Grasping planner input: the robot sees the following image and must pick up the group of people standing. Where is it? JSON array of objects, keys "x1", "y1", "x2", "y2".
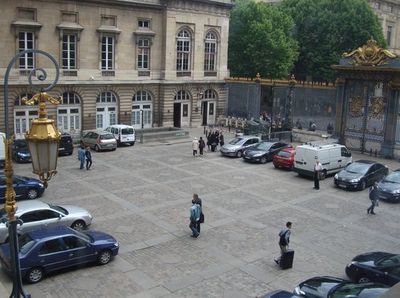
[
  {"x1": 206, "y1": 130, "x2": 224, "y2": 152},
  {"x1": 77, "y1": 146, "x2": 93, "y2": 170}
]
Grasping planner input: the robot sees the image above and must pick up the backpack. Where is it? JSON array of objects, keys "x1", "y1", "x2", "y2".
[{"x1": 279, "y1": 230, "x2": 289, "y2": 246}]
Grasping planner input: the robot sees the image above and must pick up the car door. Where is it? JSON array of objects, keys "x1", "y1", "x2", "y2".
[
  {"x1": 365, "y1": 165, "x2": 377, "y2": 185},
  {"x1": 36, "y1": 238, "x2": 70, "y2": 272},
  {"x1": 384, "y1": 267, "x2": 400, "y2": 286},
  {"x1": 269, "y1": 143, "x2": 280, "y2": 159},
  {"x1": 61, "y1": 235, "x2": 95, "y2": 266},
  {"x1": 13, "y1": 177, "x2": 27, "y2": 199},
  {"x1": 35, "y1": 210, "x2": 63, "y2": 229},
  {"x1": 18, "y1": 211, "x2": 41, "y2": 235}
]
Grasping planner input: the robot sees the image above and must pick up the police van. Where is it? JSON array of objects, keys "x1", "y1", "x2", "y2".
[{"x1": 293, "y1": 143, "x2": 352, "y2": 179}]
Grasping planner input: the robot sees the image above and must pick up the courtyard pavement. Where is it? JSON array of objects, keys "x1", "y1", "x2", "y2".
[{"x1": 0, "y1": 127, "x2": 399, "y2": 297}]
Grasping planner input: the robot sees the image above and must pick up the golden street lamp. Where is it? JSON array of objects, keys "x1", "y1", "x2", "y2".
[{"x1": 3, "y1": 49, "x2": 60, "y2": 298}]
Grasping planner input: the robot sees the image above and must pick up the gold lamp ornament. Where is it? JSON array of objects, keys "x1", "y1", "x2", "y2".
[{"x1": 24, "y1": 92, "x2": 61, "y2": 187}]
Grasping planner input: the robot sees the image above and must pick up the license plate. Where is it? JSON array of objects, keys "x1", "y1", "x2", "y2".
[
  {"x1": 245, "y1": 156, "x2": 251, "y2": 159},
  {"x1": 338, "y1": 183, "x2": 346, "y2": 188},
  {"x1": 58, "y1": 147, "x2": 65, "y2": 151}
]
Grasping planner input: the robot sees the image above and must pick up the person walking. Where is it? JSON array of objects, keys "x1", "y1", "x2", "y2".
[
  {"x1": 207, "y1": 132, "x2": 212, "y2": 151},
  {"x1": 193, "y1": 193, "x2": 203, "y2": 233},
  {"x1": 275, "y1": 221, "x2": 292, "y2": 265},
  {"x1": 199, "y1": 137, "x2": 206, "y2": 156},
  {"x1": 367, "y1": 182, "x2": 380, "y2": 214},
  {"x1": 192, "y1": 137, "x2": 199, "y2": 157},
  {"x1": 77, "y1": 146, "x2": 86, "y2": 170},
  {"x1": 189, "y1": 199, "x2": 201, "y2": 238},
  {"x1": 219, "y1": 133, "x2": 224, "y2": 147},
  {"x1": 314, "y1": 160, "x2": 323, "y2": 190},
  {"x1": 85, "y1": 146, "x2": 92, "y2": 170}
]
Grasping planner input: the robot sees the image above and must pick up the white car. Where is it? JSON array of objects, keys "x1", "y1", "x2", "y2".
[
  {"x1": 0, "y1": 200, "x2": 93, "y2": 243},
  {"x1": 105, "y1": 124, "x2": 136, "y2": 146}
]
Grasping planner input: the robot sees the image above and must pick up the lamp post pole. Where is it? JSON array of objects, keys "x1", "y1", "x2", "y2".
[{"x1": 3, "y1": 49, "x2": 60, "y2": 298}]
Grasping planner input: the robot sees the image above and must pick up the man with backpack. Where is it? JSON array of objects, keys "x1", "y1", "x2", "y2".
[
  {"x1": 275, "y1": 221, "x2": 292, "y2": 265},
  {"x1": 189, "y1": 199, "x2": 201, "y2": 238}
]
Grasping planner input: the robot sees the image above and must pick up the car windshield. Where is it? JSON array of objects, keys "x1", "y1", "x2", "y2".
[
  {"x1": 254, "y1": 142, "x2": 272, "y2": 150},
  {"x1": 345, "y1": 163, "x2": 371, "y2": 174},
  {"x1": 229, "y1": 138, "x2": 243, "y2": 145},
  {"x1": 100, "y1": 134, "x2": 114, "y2": 140},
  {"x1": 377, "y1": 254, "x2": 400, "y2": 266},
  {"x1": 330, "y1": 283, "x2": 387, "y2": 298},
  {"x1": 14, "y1": 141, "x2": 28, "y2": 149},
  {"x1": 49, "y1": 205, "x2": 68, "y2": 215},
  {"x1": 383, "y1": 172, "x2": 400, "y2": 183},
  {"x1": 73, "y1": 229, "x2": 93, "y2": 242},
  {"x1": 18, "y1": 234, "x2": 36, "y2": 254},
  {"x1": 122, "y1": 128, "x2": 134, "y2": 135},
  {"x1": 277, "y1": 151, "x2": 291, "y2": 158}
]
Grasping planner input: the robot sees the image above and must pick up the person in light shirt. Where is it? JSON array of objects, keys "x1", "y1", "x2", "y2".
[{"x1": 314, "y1": 160, "x2": 323, "y2": 190}]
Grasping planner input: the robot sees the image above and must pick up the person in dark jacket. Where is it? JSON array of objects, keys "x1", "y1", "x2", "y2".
[
  {"x1": 367, "y1": 182, "x2": 379, "y2": 214},
  {"x1": 219, "y1": 133, "x2": 224, "y2": 147},
  {"x1": 199, "y1": 137, "x2": 206, "y2": 155},
  {"x1": 193, "y1": 193, "x2": 203, "y2": 233},
  {"x1": 85, "y1": 147, "x2": 92, "y2": 170},
  {"x1": 207, "y1": 132, "x2": 212, "y2": 151}
]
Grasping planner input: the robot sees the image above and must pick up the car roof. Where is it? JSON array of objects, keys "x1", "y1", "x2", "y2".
[
  {"x1": 14, "y1": 200, "x2": 50, "y2": 213},
  {"x1": 281, "y1": 147, "x2": 295, "y2": 152},
  {"x1": 354, "y1": 160, "x2": 378, "y2": 165},
  {"x1": 28, "y1": 226, "x2": 75, "y2": 241},
  {"x1": 107, "y1": 124, "x2": 134, "y2": 129}
]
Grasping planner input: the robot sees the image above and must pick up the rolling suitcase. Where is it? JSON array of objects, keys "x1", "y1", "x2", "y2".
[{"x1": 280, "y1": 249, "x2": 294, "y2": 269}]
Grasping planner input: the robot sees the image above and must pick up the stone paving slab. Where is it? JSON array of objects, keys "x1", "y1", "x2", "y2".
[{"x1": 0, "y1": 127, "x2": 399, "y2": 297}]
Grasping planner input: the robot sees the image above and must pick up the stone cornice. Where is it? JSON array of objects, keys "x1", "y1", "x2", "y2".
[{"x1": 64, "y1": 0, "x2": 164, "y2": 10}]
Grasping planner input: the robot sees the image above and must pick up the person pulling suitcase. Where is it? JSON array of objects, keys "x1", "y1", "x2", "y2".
[{"x1": 275, "y1": 221, "x2": 293, "y2": 268}]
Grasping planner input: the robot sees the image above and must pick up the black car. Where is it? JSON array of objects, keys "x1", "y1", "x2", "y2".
[
  {"x1": 0, "y1": 175, "x2": 45, "y2": 202},
  {"x1": 334, "y1": 160, "x2": 388, "y2": 190},
  {"x1": 243, "y1": 141, "x2": 290, "y2": 164},
  {"x1": 12, "y1": 139, "x2": 31, "y2": 163},
  {"x1": 346, "y1": 252, "x2": 400, "y2": 286},
  {"x1": 259, "y1": 290, "x2": 301, "y2": 298},
  {"x1": 294, "y1": 276, "x2": 388, "y2": 298},
  {"x1": 58, "y1": 133, "x2": 74, "y2": 156},
  {"x1": 376, "y1": 170, "x2": 400, "y2": 203}
]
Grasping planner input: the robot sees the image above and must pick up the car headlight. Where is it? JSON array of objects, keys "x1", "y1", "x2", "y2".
[
  {"x1": 334, "y1": 174, "x2": 338, "y2": 179},
  {"x1": 38, "y1": 183, "x2": 44, "y2": 188},
  {"x1": 392, "y1": 189, "x2": 400, "y2": 194},
  {"x1": 294, "y1": 287, "x2": 305, "y2": 296},
  {"x1": 114, "y1": 242, "x2": 119, "y2": 248},
  {"x1": 349, "y1": 179, "x2": 359, "y2": 183}
]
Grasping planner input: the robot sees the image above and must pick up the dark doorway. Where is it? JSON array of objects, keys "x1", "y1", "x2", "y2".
[
  {"x1": 173, "y1": 103, "x2": 181, "y2": 127},
  {"x1": 202, "y1": 101, "x2": 208, "y2": 126}
]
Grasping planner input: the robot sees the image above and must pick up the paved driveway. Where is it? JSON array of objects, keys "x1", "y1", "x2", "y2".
[{"x1": 1, "y1": 129, "x2": 400, "y2": 297}]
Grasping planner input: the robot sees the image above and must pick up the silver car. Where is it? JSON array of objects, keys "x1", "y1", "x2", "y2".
[
  {"x1": 0, "y1": 200, "x2": 93, "y2": 243},
  {"x1": 81, "y1": 131, "x2": 117, "y2": 152},
  {"x1": 220, "y1": 135, "x2": 261, "y2": 158}
]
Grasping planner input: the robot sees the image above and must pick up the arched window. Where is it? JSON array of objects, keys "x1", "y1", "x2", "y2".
[
  {"x1": 132, "y1": 91, "x2": 152, "y2": 129},
  {"x1": 174, "y1": 90, "x2": 190, "y2": 101},
  {"x1": 204, "y1": 31, "x2": 217, "y2": 72},
  {"x1": 176, "y1": 29, "x2": 191, "y2": 72},
  {"x1": 58, "y1": 92, "x2": 81, "y2": 133},
  {"x1": 133, "y1": 91, "x2": 152, "y2": 102},
  {"x1": 97, "y1": 91, "x2": 117, "y2": 103},
  {"x1": 14, "y1": 93, "x2": 37, "y2": 137},
  {"x1": 61, "y1": 92, "x2": 80, "y2": 105},
  {"x1": 204, "y1": 89, "x2": 217, "y2": 100}
]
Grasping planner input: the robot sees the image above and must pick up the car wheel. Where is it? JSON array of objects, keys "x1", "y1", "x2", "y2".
[
  {"x1": 360, "y1": 180, "x2": 366, "y2": 190},
  {"x1": 260, "y1": 157, "x2": 267, "y2": 164},
  {"x1": 27, "y1": 189, "x2": 39, "y2": 200},
  {"x1": 236, "y1": 151, "x2": 243, "y2": 158},
  {"x1": 98, "y1": 250, "x2": 112, "y2": 265},
  {"x1": 358, "y1": 276, "x2": 371, "y2": 283},
  {"x1": 94, "y1": 145, "x2": 100, "y2": 152},
  {"x1": 26, "y1": 267, "x2": 44, "y2": 283},
  {"x1": 71, "y1": 220, "x2": 86, "y2": 231}
]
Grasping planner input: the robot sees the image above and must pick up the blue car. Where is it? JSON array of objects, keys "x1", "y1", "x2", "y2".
[
  {"x1": 12, "y1": 139, "x2": 31, "y2": 163},
  {"x1": 0, "y1": 226, "x2": 119, "y2": 283},
  {"x1": 0, "y1": 175, "x2": 45, "y2": 202}
]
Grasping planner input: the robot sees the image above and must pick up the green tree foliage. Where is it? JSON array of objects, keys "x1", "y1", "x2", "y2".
[
  {"x1": 228, "y1": 0, "x2": 298, "y2": 78},
  {"x1": 280, "y1": 0, "x2": 386, "y2": 82}
]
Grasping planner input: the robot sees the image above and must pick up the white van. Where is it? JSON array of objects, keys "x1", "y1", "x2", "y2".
[
  {"x1": 0, "y1": 132, "x2": 5, "y2": 168},
  {"x1": 105, "y1": 125, "x2": 136, "y2": 146},
  {"x1": 293, "y1": 143, "x2": 352, "y2": 178}
]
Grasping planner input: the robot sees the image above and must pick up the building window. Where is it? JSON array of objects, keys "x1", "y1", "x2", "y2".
[
  {"x1": 204, "y1": 89, "x2": 217, "y2": 100},
  {"x1": 387, "y1": 26, "x2": 393, "y2": 47},
  {"x1": 138, "y1": 39, "x2": 150, "y2": 70},
  {"x1": 374, "y1": 2, "x2": 380, "y2": 9},
  {"x1": 176, "y1": 29, "x2": 191, "y2": 72},
  {"x1": 134, "y1": 91, "x2": 152, "y2": 102},
  {"x1": 132, "y1": 91, "x2": 152, "y2": 129},
  {"x1": 97, "y1": 91, "x2": 117, "y2": 103},
  {"x1": 174, "y1": 90, "x2": 190, "y2": 101},
  {"x1": 204, "y1": 32, "x2": 217, "y2": 72},
  {"x1": 19, "y1": 32, "x2": 34, "y2": 69},
  {"x1": 101, "y1": 36, "x2": 114, "y2": 70},
  {"x1": 138, "y1": 19, "x2": 150, "y2": 29},
  {"x1": 62, "y1": 34, "x2": 77, "y2": 70}
]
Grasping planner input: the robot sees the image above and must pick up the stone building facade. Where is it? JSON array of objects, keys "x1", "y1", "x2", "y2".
[{"x1": 0, "y1": 0, "x2": 233, "y2": 139}]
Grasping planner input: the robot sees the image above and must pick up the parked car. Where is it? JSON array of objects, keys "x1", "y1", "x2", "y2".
[
  {"x1": 58, "y1": 133, "x2": 74, "y2": 156},
  {"x1": 376, "y1": 169, "x2": 400, "y2": 203},
  {"x1": 0, "y1": 174, "x2": 45, "y2": 202},
  {"x1": 243, "y1": 141, "x2": 291, "y2": 164},
  {"x1": 294, "y1": 143, "x2": 352, "y2": 178},
  {"x1": 0, "y1": 200, "x2": 92, "y2": 243},
  {"x1": 105, "y1": 124, "x2": 135, "y2": 146},
  {"x1": 294, "y1": 276, "x2": 388, "y2": 298},
  {"x1": 220, "y1": 136, "x2": 261, "y2": 158},
  {"x1": 346, "y1": 252, "x2": 400, "y2": 286},
  {"x1": 81, "y1": 131, "x2": 117, "y2": 152},
  {"x1": 334, "y1": 160, "x2": 388, "y2": 190},
  {"x1": 259, "y1": 290, "x2": 301, "y2": 298},
  {"x1": 273, "y1": 147, "x2": 296, "y2": 170},
  {"x1": 12, "y1": 139, "x2": 31, "y2": 163},
  {"x1": 0, "y1": 226, "x2": 119, "y2": 283}
]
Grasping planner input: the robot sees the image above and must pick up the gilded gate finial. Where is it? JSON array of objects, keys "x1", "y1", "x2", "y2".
[
  {"x1": 343, "y1": 38, "x2": 396, "y2": 66},
  {"x1": 23, "y1": 92, "x2": 60, "y2": 119}
]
